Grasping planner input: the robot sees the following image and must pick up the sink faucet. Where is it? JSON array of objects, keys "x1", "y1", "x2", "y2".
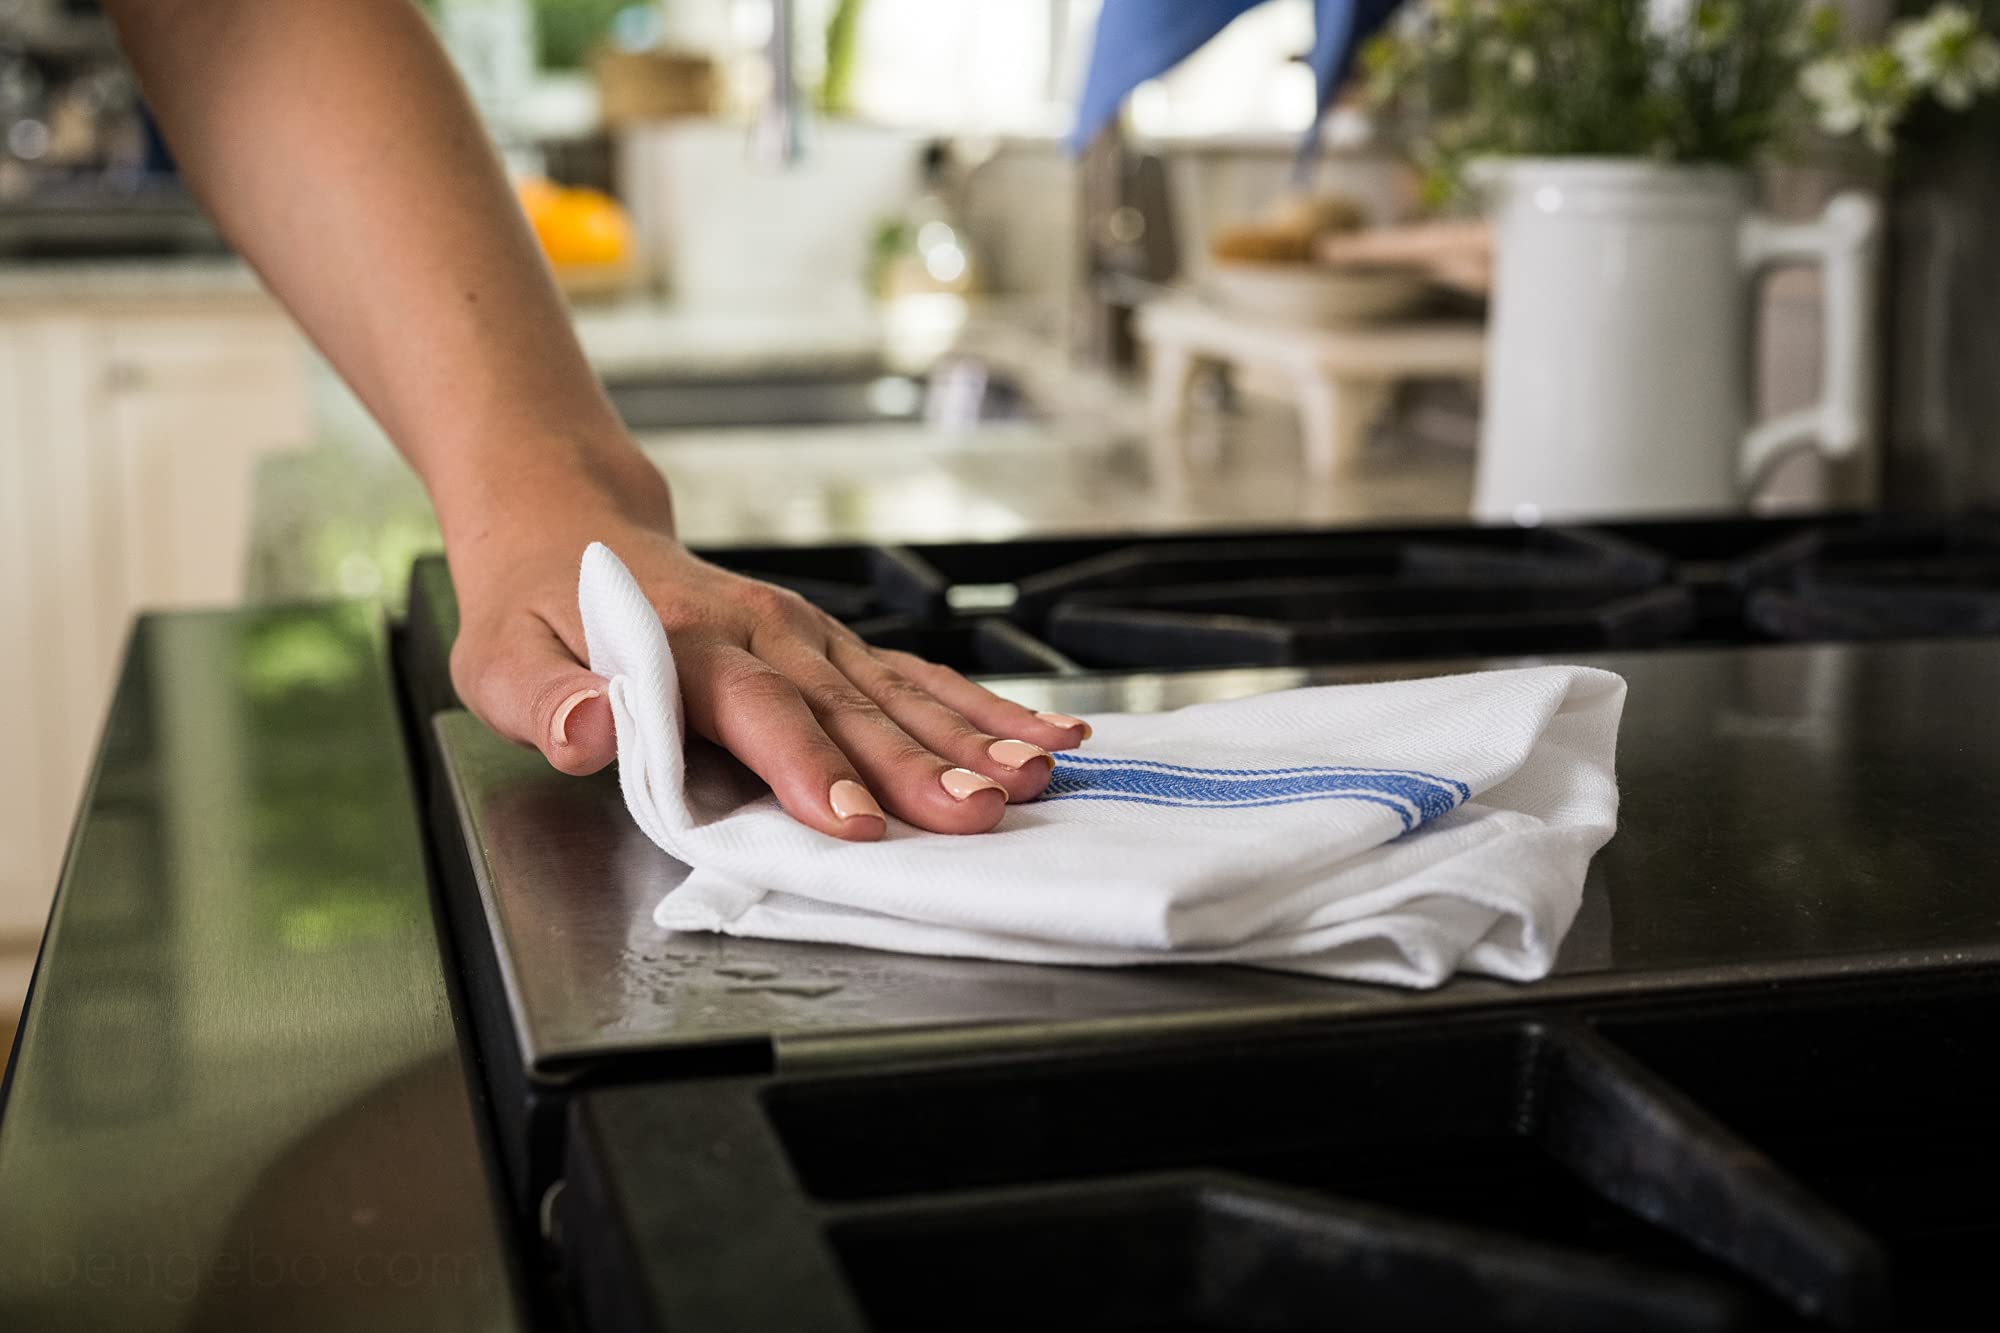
[
  {"x1": 1075, "y1": 133, "x2": 1181, "y2": 371},
  {"x1": 752, "y1": 0, "x2": 804, "y2": 167}
]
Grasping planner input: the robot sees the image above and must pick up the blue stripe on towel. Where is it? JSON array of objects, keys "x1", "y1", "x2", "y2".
[
  {"x1": 1039, "y1": 755, "x2": 1468, "y2": 831},
  {"x1": 1055, "y1": 752, "x2": 1471, "y2": 801}
]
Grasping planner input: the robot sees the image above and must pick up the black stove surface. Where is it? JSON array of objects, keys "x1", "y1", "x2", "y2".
[
  {"x1": 673, "y1": 513, "x2": 2000, "y2": 674},
  {"x1": 392, "y1": 515, "x2": 2000, "y2": 1333}
]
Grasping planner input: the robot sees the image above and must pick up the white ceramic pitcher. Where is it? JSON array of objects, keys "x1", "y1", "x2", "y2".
[{"x1": 1472, "y1": 159, "x2": 1880, "y2": 521}]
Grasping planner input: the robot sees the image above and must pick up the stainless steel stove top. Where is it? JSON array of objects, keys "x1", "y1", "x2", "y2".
[{"x1": 435, "y1": 637, "x2": 2000, "y2": 1079}]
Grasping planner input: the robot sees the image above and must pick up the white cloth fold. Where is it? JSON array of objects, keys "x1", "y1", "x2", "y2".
[{"x1": 579, "y1": 542, "x2": 1626, "y2": 989}]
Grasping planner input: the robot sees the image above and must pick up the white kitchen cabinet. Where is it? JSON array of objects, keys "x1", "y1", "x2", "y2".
[
  {"x1": 105, "y1": 319, "x2": 311, "y2": 609},
  {"x1": 0, "y1": 292, "x2": 310, "y2": 956}
]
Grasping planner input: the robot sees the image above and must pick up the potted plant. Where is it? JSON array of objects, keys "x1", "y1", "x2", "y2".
[{"x1": 1365, "y1": 0, "x2": 2000, "y2": 520}]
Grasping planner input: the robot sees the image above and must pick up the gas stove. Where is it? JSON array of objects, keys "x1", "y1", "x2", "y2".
[{"x1": 4, "y1": 515, "x2": 1997, "y2": 1333}]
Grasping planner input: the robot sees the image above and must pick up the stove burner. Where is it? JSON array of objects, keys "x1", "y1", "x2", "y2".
[
  {"x1": 1735, "y1": 518, "x2": 2000, "y2": 641},
  {"x1": 1042, "y1": 578, "x2": 1695, "y2": 668},
  {"x1": 1010, "y1": 526, "x2": 1673, "y2": 623},
  {"x1": 1011, "y1": 528, "x2": 1692, "y2": 668},
  {"x1": 704, "y1": 543, "x2": 950, "y2": 621},
  {"x1": 1747, "y1": 583, "x2": 2000, "y2": 640}
]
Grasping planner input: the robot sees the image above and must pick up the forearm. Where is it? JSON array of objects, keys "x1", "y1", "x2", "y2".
[
  {"x1": 101, "y1": 0, "x2": 1078, "y2": 831},
  {"x1": 101, "y1": 0, "x2": 662, "y2": 537}
]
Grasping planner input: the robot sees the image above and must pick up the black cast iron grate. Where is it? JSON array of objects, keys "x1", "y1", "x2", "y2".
[
  {"x1": 412, "y1": 515, "x2": 2000, "y2": 689},
  {"x1": 554, "y1": 980, "x2": 1998, "y2": 1333},
  {"x1": 684, "y1": 517, "x2": 2000, "y2": 675},
  {"x1": 1732, "y1": 517, "x2": 2000, "y2": 640},
  {"x1": 1038, "y1": 576, "x2": 1696, "y2": 668}
]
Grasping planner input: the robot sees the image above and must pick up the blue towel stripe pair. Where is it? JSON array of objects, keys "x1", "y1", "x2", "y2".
[{"x1": 1042, "y1": 752, "x2": 1468, "y2": 831}]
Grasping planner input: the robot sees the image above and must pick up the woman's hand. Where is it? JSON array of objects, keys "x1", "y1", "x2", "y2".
[
  {"x1": 98, "y1": 0, "x2": 1085, "y2": 838},
  {"x1": 441, "y1": 446, "x2": 1091, "y2": 840}
]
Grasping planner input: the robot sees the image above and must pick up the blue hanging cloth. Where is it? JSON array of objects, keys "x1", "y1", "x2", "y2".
[{"x1": 1068, "y1": 0, "x2": 1408, "y2": 153}]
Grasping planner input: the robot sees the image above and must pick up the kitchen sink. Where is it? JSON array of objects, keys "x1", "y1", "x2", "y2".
[{"x1": 603, "y1": 360, "x2": 1034, "y2": 432}]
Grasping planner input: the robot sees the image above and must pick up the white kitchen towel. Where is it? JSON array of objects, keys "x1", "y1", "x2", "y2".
[{"x1": 580, "y1": 543, "x2": 1626, "y2": 988}]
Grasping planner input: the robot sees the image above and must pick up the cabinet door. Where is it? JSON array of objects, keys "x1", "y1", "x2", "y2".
[
  {"x1": 105, "y1": 316, "x2": 311, "y2": 609},
  {"x1": 0, "y1": 308, "x2": 311, "y2": 956},
  {"x1": 0, "y1": 316, "x2": 121, "y2": 944}
]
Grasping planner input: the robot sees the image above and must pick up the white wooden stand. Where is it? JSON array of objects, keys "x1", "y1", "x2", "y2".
[{"x1": 1136, "y1": 299, "x2": 1485, "y2": 482}]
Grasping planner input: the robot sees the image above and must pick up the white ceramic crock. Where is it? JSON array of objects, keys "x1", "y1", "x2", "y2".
[{"x1": 1472, "y1": 158, "x2": 1880, "y2": 521}]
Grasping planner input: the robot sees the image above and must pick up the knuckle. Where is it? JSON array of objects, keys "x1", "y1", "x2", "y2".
[
  {"x1": 713, "y1": 656, "x2": 794, "y2": 707},
  {"x1": 525, "y1": 674, "x2": 587, "y2": 730},
  {"x1": 801, "y1": 677, "x2": 874, "y2": 719},
  {"x1": 871, "y1": 671, "x2": 935, "y2": 712},
  {"x1": 744, "y1": 580, "x2": 812, "y2": 621},
  {"x1": 651, "y1": 603, "x2": 702, "y2": 637},
  {"x1": 883, "y1": 735, "x2": 947, "y2": 773}
]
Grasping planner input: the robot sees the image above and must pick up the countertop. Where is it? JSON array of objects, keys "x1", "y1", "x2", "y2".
[
  {"x1": 571, "y1": 296, "x2": 892, "y2": 377},
  {"x1": 248, "y1": 417, "x2": 1473, "y2": 606},
  {"x1": 0, "y1": 256, "x2": 270, "y2": 309},
  {"x1": 0, "y1": 261, "x2": 1476, "y2": 585},
  {"x1": 0, "y1": 604, "x2": 527, "y2": 1332},
  {"x1": 248, "y1": 296, "x2": 1476, "y2": 605}
]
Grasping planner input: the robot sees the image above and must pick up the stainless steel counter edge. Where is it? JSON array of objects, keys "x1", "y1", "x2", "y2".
[
  {"x1": 432, "y1": 710, "x2": 597, "y2": 1081},
  {"x1": 768, "y1": 947, "x2": 2000, "y2": 1071},
  {"x1": 0, "y1": 605, "x2": 528, "y2": 1332}
]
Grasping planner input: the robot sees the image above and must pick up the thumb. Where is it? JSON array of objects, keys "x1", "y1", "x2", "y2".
[{"x1": 452, "y1": 618, "x2": 617, "y2": 776}]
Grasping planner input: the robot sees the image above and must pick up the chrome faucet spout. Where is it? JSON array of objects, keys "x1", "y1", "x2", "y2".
[{"x1": 752, "y1": 0, "x2": 805, "y2": 168}]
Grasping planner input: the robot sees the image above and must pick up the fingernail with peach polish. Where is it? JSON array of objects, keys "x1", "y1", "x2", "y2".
[
  {"x1": 829, "y1": 779, "x2": 885, "y2": 824},
  {"x1": 1035, "y1": 711, "x2": 1092, "y2": 740},
  {"x1": 940, "y1": 768, "x2": 1006, "y2": 801},
  {"x1": 987, "y1": 738, "x2": 1053, "y2": 771},
  {"x1": 551, "y1": 689, "x2": 600, "y2": 746}
]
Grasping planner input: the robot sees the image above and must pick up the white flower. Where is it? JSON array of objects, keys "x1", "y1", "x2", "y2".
[
  {"x1": 1893, "y1": 4, "x2": 2000, "y2": 109},
  {"x1": 1800, "y1": 57, "x2": 1866, "y2": 135},
  {"x1": 1894, "y1": 5, "x2": 1969, "y2": 83},
  {"x1": 1937, "y1": 33, "x2": 2000, "y2": 108}
]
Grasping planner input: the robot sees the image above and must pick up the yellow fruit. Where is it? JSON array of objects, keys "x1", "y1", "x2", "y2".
[{"x1": 528, "y1": 186, "x2": 632, "y2": 268}]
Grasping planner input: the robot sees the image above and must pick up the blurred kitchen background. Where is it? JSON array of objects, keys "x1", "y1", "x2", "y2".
[{"x1": 0, "y1": 0, "x2": 1995, "y2": 1029}]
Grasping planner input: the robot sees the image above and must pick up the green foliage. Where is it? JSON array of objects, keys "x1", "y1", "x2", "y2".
[
  {"x1": 819, "y1": 0, "x2": 868, "y2": 116},
  {"x1": 535, "y1": 0, "x2": 631, "y2": 70},
  {"x1": 1366, "y1": 0, "x2": 2000, "y2": 194}
]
